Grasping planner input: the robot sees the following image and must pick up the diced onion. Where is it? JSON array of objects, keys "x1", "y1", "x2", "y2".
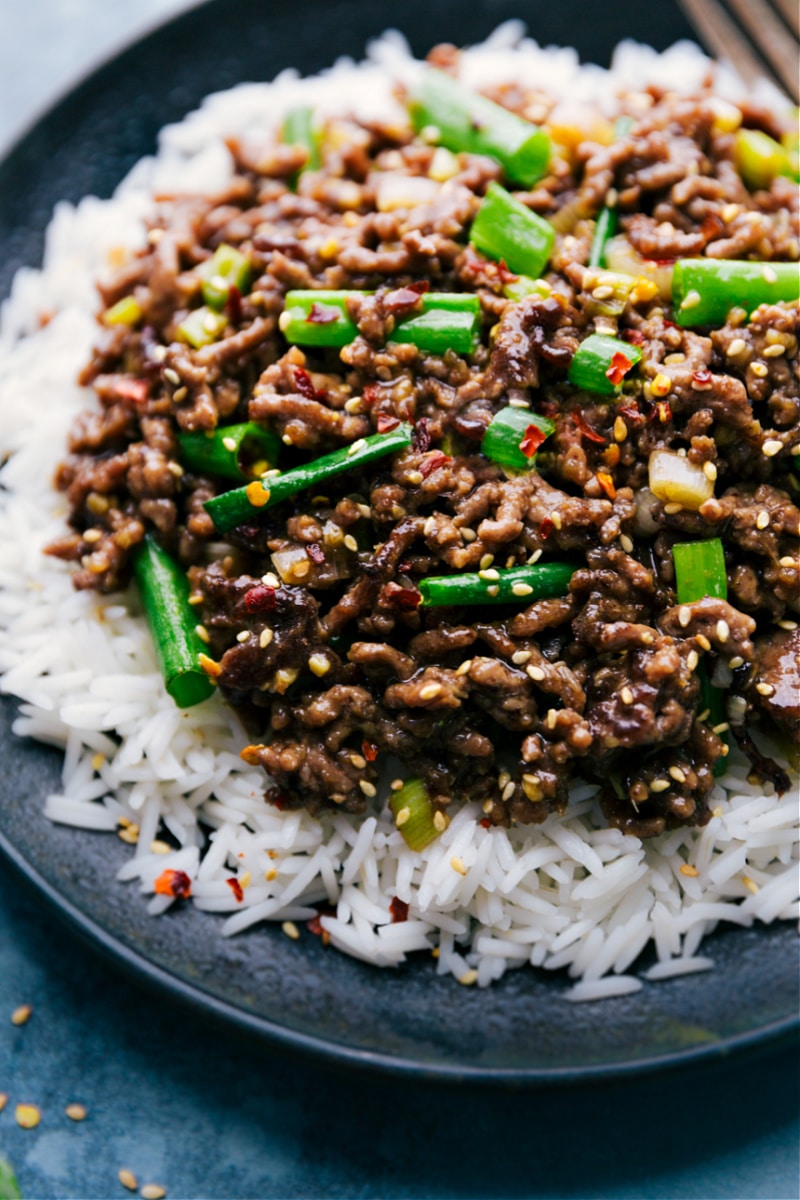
[
  {"x1": 648, "y1": 450, "x2": 714, "y2": 510},
  {"x1": 375, "y1": 173, "x2": 441, "y2": 212},
  {"x1": 604, "y1": 235, "x2": 674, "y2": 300}
]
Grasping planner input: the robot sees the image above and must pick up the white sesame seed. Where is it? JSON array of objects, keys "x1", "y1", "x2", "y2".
[
  {"x1": 459, "y1": 969, "x2": 479, "y2": 986},
  {"x1": 549, "y1": 511, "x2": 562, "y2": 530},
  {"x1": 395, "y1": 805, "x2": 410, "y2": 826},
  {"x1": 756, "y1": 681, "x2": 775, "y2": 696},
  {"x1": 620, "y1": 534, "x2": 634, "y2": 553},
  {"x1": 763, "y1": 343, "x2": 785, "y2": 357},
  {"x1": 716, "y1": 619, "x2": 730, "y2": 644},
  {"x1": 450, "y1": 856, "x2": 468, "y2": 876},
  {"x1": 349, "y1": 754, "x2": 367, "y2": 769},
  {"x1": 750, "y1": 362, "x2": 768, "y2": 378},
  {"x1": 528, "y1": 549, "x2": 543, "y2": 564},
  {"x1": 347, "y1": 438, "x2": 367, "y2": 456},
  {"x1": 620, "y1": 686, "x2": 634, "y2": 705},
  {"x1": 259, "y1": 627, "x2": 274, "y2": 648},
  {"x1": 762, "y1": 265, "x2": 778, "y2": 283},
  {"x1": 433, "y1": 811, "x2": 448, "y2": 832},
  {"x1": 419, "y1": 682, "x2": 443, "y2": 700},
  {"x1": 455, "y1": 659, "x2": 473, "y2": 676},
  {"x1": 527, "y1": 664, "x2": 546, "y2": 682},
  {"x1": 512, "y1": 582, "x2": 534, "y2": 596},
  {"x1": 650, "y1": 778, "x2": 670, "y2": 793},
  {"x1": 359, "y1": 780, "x2": 377, "y2": 798},
  {"x1": 545, "y1": 709, "x2": 557, "y2": 730},
  {"x1": 663, "y1": 502, "x2": 683, "y2": 515},
  {"x1": 501, "y1": 781, "x2": 516, "y2": 802},
  {"x1": 678, "y1": 606, "x2": 692, "y2": 628},
  {"x1": 755, "y1": 510, "x2": 770, "y2": 530},
  {"x1": 261, "y1": 572, "x2": 280, "y2": 587},
  {"x1": 512, "y1": 650, "x2": 532, "y2": 664},
  {"x1": 728, "y1": 655, "x2": 744, "y2": 669},
  {"x1": 308, "y1": 653, "x2": 330, "y2": 677},
  {"x1": 712, "y1": 722, "x2": 730, "y2": 735},
  {"x1": 163, "y1": 367, "x2": 180, "y2": 385},
  {"x1": 761, "y1": 438, "x2": 782, "y2": 457},
  {"x1": 478, "y1": 568, "x2": 500, "y2": 581},
  {"x1": 726, "y1": 338, "x2": 747, "y2": 357},
  {"x1": 680, "y1": 289, "x2": 701, "y2": 310},
  {"x1": 686, "y1": 649, "x2": 699, "y2": 671},
  {"x1": 703, "y1": 461, "x2": 717, "y2": 481},
  {"x1": 236, "y1": 630, "x2": 250, "y2": 643},
  {"x1": 777, "y1": 618, "x2": 798, "y2": 630},
  {"x1": 343, "y1": 534, "x2": 359, "y2": 552},
  {"x1": 222, "y1": 436, "x2": 237, "y2": 452},
  {"x1": 282, "y1": 920, "x2": 301, "y2": 940},
  {"x1": 479, "y1": 553, "x2": 495, "y2": 570},
  {"x1": 487, "y1": 585, "x2": 500, "y2": 597}
]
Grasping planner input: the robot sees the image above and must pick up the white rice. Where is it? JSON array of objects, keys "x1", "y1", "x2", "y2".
[{"x1": 0, "y1": 26, "x2": 797, "y2": 998}]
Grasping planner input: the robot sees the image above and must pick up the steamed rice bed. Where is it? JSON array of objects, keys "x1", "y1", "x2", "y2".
[{"x1": 0, "y1": 26, "x2": 797, "y2": 998}]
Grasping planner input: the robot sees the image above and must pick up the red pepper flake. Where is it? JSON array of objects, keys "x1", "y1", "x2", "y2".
[
  {"x1": 154, "y1": 869, "x2": 192, "y2": 899},
  {"x1": 306, "y1": 542, "x2": 325, "y2": 564},
  {"x1": 605, "y1": 350, "x2": 634, "y2": 388},
  {"x1": 662, "y1": 319, "x2": 680, "y2": 330},
  {"x1": 389, "y1": 896, "x2": 409, "y2": 923},
  {"x1": 419, "y1": 449, "x2": 452, "y2": 477},
  {"x1": 538, "y1": 516, "x2": 555, "y2": 540},
  {"x1": 701, "y1": 214, "x2": 725, "y2": 242},
  {"x1": 267, "y1": 787, "x2": 289, "y2": 811},
  {"x1": 383, "y1": 280, "x2": 429, "y2": 316},
  {"x1": 519, "y1": 424, "x2": 546, "y2": 459},
  {"x1": 376, "y1": 412, "x2": 401, "y2": 433},
  {"x1": 306, "y1": 904, "x2": 336, "y2": 941},
  {"x1": 226, "y1": 877, "x2": 244, "y2": 903},
  {"x1": 479, "y1": 817, "x2": 492, "y2": 829},
  {"x1": 308, "y1": 301, "x2": 340, "y2": 324},
  {"x1": 244, "y1": 584, "x2": 277, "y2": 614},
  {"x1": 618, "y1": 400, "x2": 644, "y2": 426},
  {"x1": 114, "y1": 378, "x2": 150, "y2": 405},
  {"x1": 571, "y1": 410, "x2": 607, "y2": 445},
  {"x1": 622, "y1": 328, "x2": 645, "y2": 346},
  {"x1": 225, "y1": 284, "x2": 243, "y2": 324},
  {"x1": 656, "y1": 399, "x2": 672, "y2": 424},
  {"x1": 381, "y1": 581, "x2": 422, "y2": 610},
  {"x1": 596, "y1": 471, "x2": 617, "y2": 500},
  {"x1": 362, "y1": 383, "x2": 381, "y2": 408},
  {"x1": 692, "y1": 368, "x2": 714, "y2": 390},
  {"x1": 292, "y1": 365, "x2": 326, "y2": 401},
  {"x1": 412, "y1": 418, "x2": 431, "y2": 453},
  {"x1": 362, "y1": 740, "x2": 379, "y2": 762}
]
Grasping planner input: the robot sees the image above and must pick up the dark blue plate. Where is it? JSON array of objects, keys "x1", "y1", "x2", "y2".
[{"x1": 0, "y1": 0, "x2": 797, "y2": 1082}]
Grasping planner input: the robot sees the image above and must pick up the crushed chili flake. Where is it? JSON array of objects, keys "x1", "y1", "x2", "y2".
[
  {"x1": 362, "y1": 383, "x2": 381, "y2": 408},
  {"x1": 412, "y1": 417, "x2": 431, "y2": 453},
  {"x1": 383, "y1": 280, "x2": 429, "y2": 316},
  {"x1": 306, "y1": 542, "x2": 325, "y2": 564},
  {"x1": 460, "y1": 243, "x2": 517, "y2": 286},
  {"x1": 479, "y1": 817, "x2": 493, "y2": 829},
  {"x1": 656, "y1": 399, "x2": 673, "y2": 424},
  {"x1": 113, "y1": 378, "x2": 150, "y2": 405},
  {"x1": 362, "y1": 740, "x2": 379, "y2": 762},
  {"x1": 293, "y1": 365, "x2": 326, "y2": 401},
  {"x1": 571, "y1": 410, "x2": 607, "y2": 444},
  {"x1": 306, "y1": 904, "x2": 336, "y2": 939},
  {"x1": 225, "y1": 284, "x2": 243, "y2": 324},
  {"x1": 381, "y1": 581, "x2": 422, "y2": 610},
  {"x1": 389, "y1": 896, "x2": 410, "y2": 923},
  {"x1": 538, "y1": 516, "x2": 555, "y2": 540},
  {"x1": 376, "y1": 412, "x2": 401, "y2": 433},
  {"x1": 267, "y1": 787, "x2": 288, "y2": 811},
  {"x1": 519, "y1": 424, "x2": 546, "y2": 458},
  {"x1": 226, "y1": 877, "x2": 244, "y2": 903},
  {"x1": 605, "y1": 350, "x2": 634, "y2": 388},
  {"x1": 154, "y1": 869, "x2": 192, "y2": 899},
  {"x1": 308, "y1": 301, "x2": 340, "y2": 324},
  {"x1": 419, "y1": 449, "x2": 452, "y2": 477},
  {"x1": 244, "y1": 584, "x2": 277, "y2": 613},
  {"x1": 596, "y1": 471, "x2": 617, "y2": 500},
  {"x1": 618, "y1": 400, "x2": 644, "y2": 426},
  {"x1": 692, "y1": 368, "x2": 714, "y2": 389},
  {"x1": 622, "y1": 328, "x2": 645, "y2": 346}
]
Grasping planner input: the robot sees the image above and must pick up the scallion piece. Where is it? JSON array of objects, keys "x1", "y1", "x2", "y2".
[
  {"x1": 672, "y1": 538, "x2": 727, "y2": 606},
  {"x1": 198, "y1": 243, "x2": 252, "y2": 310},
  {"x1": 672, "y1": 259, "x2": 800, "y2": 327},
  {"x1": 735, "y1": 127, "x2": 798, "y2": 189},
  {"x1": 389, "y1": 777, "x2": 440, "y2": 851},
  {"x1": 481, "y1": 407, "x2": 555, "y2": 472},
  {"x1": 132, "y1": 534, "x2": 216, "y2": 708},
  {"x1": 177, "y1": 422, "x2": 281, "y2": 481},
  {"x1": 409, "y1": 69, "x2": 550, "y2": 188},
  {"x1": 469, "y1": 181, "x2": 555, "y2": 278},
  {"x1": 281, "y1": 104, "x2": 321, "y2": 173},
  {"x1": 177, "y1": 306, "x2": 228, "y2": 349},
  {"x1": 204, "y1": 423, "x2": 413, "y2": 532},
  {"x1": 418, "y1": 561, "x2": 575, "y2": 607},
  {"x1": 0, "y1": 1156, "x2": 22, "y2": 1200},
  {"x1": 567, "y1": 333, "x2": 643, "y2": 396},
  {"x1": 280, "y1": 289, "x2": 481, "y2": 354},
  {"x1": 103, "y1": 295, "x2": 143, "y2": 327}
]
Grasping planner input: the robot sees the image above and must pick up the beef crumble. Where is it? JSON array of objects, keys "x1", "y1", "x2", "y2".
[{"x1": 47, "y1": 58, "x2": 800, "y2": 839}]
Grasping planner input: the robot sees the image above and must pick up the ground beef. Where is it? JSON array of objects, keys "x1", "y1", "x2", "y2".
[{"x1": 47, "y1": 57, "x2": 800, "y2": 834}]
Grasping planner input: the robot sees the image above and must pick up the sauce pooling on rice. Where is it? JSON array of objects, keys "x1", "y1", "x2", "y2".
[{"x1": 47, "y1": 48, "x2": 800, "y2": 843}]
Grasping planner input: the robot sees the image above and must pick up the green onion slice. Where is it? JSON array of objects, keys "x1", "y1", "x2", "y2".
[
  {"x1": 419, "y1": 561, "x2": 575, "y2": 607},
  {"x1": 481, "y1": 407, "x2": 555, "y2": 472},
  {"x1": 389, "y1": 778, "x2": 441, "y2": 851},
  {"x1": 177, "y1": 422, "x2": 281, "y2": 481},
  {"x1": 567, "y1": 332, "x2": 643, "y2": 396}
]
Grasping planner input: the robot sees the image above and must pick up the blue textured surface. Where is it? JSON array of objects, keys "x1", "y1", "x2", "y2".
[{"x1": 0, "y1": 866, "x2": 798, "y2": 1199}]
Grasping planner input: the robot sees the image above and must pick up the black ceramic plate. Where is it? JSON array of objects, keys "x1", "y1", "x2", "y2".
[{"x1": 0, "y1": 0, "x2": 797, "y2": 1083}]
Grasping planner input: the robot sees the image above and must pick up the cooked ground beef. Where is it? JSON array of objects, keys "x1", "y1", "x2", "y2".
[{"x1": 47, "y1": 54, "x2": 800, "y2": 838}]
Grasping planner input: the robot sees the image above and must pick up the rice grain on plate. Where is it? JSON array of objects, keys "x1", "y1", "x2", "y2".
[{"x1": 0, "y1": 25, "x2": 797, "y2": 997}]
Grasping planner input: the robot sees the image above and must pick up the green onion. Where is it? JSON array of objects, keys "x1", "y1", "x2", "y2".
[
  {"x1": 177, "y1": 422, "x2": 281, "y2": 481},
  {"x1": 198, "y1": 243, "x2": 252, "y2": 310},
  {"x1": 735, "y1": 127, "x2": 798, "y2": 189},
  {"x1": 389, "y1": 777, "x2": 440, "y2": 850},
  {"x1": 204, "y1": 423, "x2": 413, "y2": 532},
  {"x1": 469, "y1": 181, "x2": 555, "y2": 278},
  {"x1": 281, "y1": 104, "x2": 322, "y2": 174},
  {"x1": 177, "y1": 306, "x2": 228, "y2": 349},
  {"x1": 132, "y1": 534, "x2": 216, "y2": 708},
  {"x1": 567, "y1": 332, "x2": 643, "y2": 396},
  {"x1": 0, "y1": 1157, "x2": 21, "y2": 1200},
  {"x1": 672, "y1": 259, "x2": 800, "y2": 327},
  {"x1": 408, "y1": 69, "x2": 550, "y2": 188},
  {"x1": 481, "y1": 407, "x2": 555, "y2": 472},
  {"x1": 588, "y1": 116, "x2": 634, "y2": 269},
  {"x1": 672, "y1": 538, "x2": 727, "y2": 606},
  {"x1": 279, "y1": 289, "x2": 481, "y2": 354},
  {"x1": 418, "y1": 560, "x2": 575, "y2": 607},
  {"x1": 502, "y1": 275, "x2": 551, "y2": 302},
  {"x1": 102, "y1": 295, "x2": 143, "y2": 327}
]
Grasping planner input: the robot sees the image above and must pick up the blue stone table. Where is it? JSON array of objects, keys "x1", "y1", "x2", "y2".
[{"x1": 0, "y1": 3, "x2": 798, "y2": 1196}]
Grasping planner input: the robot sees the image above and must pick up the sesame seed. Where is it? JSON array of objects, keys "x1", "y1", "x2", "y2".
[
  {"x1": 545, "y1": 708, "x2": 557, "y2": 730},
  {"x1": 750, "y1": 362, "x2": 768, "y2": 378},
  {"x1": 679, "y1": 864, "x2": 699, "y2": 878},
  {"x1": 512, "y1": 581, "x2": 534, "y2": 596},
  {"x1": 194, "y1": 623, "x2": 210, "y2": 644},
  {"x1": 450, "y1": 856, "x2": 468, "y2": 876},
  {"x1": 343, "y1": 534, "x2": 359, "y2": 551},
  {"x1": 620, "y1": 686, "x2": 634, "y2": 705},
  {"x1": 501, "y1": 781, "x2": 516, "y2": 802},
  {"x1": 703, "y1": 461, "x2": 717, "y2": 481},
  {"x1": 433, "y1": 811, "x2": 449, "y2": 832},
  {"x1": 663, "y1": 502, "x2": 683, "y2": 515},
  {"x1": 150, "y1": 840, "x2": 171, "y2": 855},
  {"x1": 726, "y1": 337, "x2": 747, "y2": 357},
  {"x1": 359, "y1": 780, "x2": 377, "y2": 798},
  {"x1": 11, "y1": 1004, "x2": 32, "y2": 1026},
  {"x1": 777, "y1": 618, "x2": 798, "y2": 630},
  {"x1": 163, "y1": 367, "x2": 180, "y2": 385},
  {"x1": 508, "y1": 397, "x2": 530, "y2": 408},
  {"x1": 236, "y1": 630, "x2": 250, "y2": 643},
  {"x1": 15, "y1": 1103, "x2": 41, "y2": 1129},
  {"x1": 478, "y1": 567, "x2": 500, "y2": 581},
  {"x1": 487, "y1": 585, "x2": 500, "y2": 597},
  {"x1": 650, "y1": 778, "x2": 670, "y2": 793},
  {"x1": 762, "y1": 265, "x2": 778, "y2": 283},
  {"x1": 669, "y1": 765, "x2": 687, "y2": 783},
  {"x1": 344, "y1": 397, "x2": 363, "y2": 413},
  {"x1": 259, "y1": 627, "x2": 274, "y2": 649},
  {"x1": 461, "y1": 527, "x2": 476, "y2": 542},
  {"x1": 482, "y1": 799, "x2": 494, "y2": 814},
  {"x1": 512, "y1": 650, "x2": 532, "y2": 664},
  {"x1": 498, "y1": 771, "x2": 511, "y2": 790},
  {"x1": 419, "y1": 682, "x2": 443, "y2": 700},
  {"x1": 620, "y1": 533, "x2": 634, "y2": 553},
  {"x1": 755, "y1": 510, "x2": 770, "y2": 530},
  {"x1": 394, "y1": 806, "x2": 410, "y2": 827},
  {"x1": 716, "y1": 619, "x2": 730, "y2": 644},
  {"x1": 755, "y1": 681, "x2": 775, "y2": 696},
  {"x1": 265, "y1": 867, "x2": 278, "y2": 881},
  {"x1": 222, "y1": 436, "x2": 237, "y2": 452},
  {"x1": 91, "y1": 752, "x2": 105, "y2": 771},
  {"x1": 349, "y1": 754, "x2": 367, "y2": 770},
  {"x1": 479, "y1": 553, "x2": 495, "y2": 570},
  {"x1": 455, "y1": 659, "x2": 473, "y2": 676},
  {"x1": 65, "y1": 1103, "x2": 87, "y2": 1121},
  {"x1": 282, "y1": 920, "x2": 301, "y2": 940},
  {"x1": 83, "y1": 528, "x2": 102, "y2": 544},
  {"x1": 140, "y1": 1186, "x2": 167, "y2": 1200},
  {"x1": 117, "y1": 824, "x2": 140, "y2": 845},
  {"x1": 678, "y1": 605, "x2": 692, "y2": 628},
  {"x1": 459, "y1": 969, "x2": 479, "y2": 986},
  {"x1": 762, "y1": 438, "x2": 782, "y2": 457},
  {"x1": 696, "y1": 633, "x2": 712, "y2": 651},
  {"x1": 605, "y1": 187, "x2": 619, "y2": 207},
  {"x1": 527, "y1": 664, "x2": 546, "y2": 682},
  {"x1": 641, "y1": 631, "x2": 655, "y2": 644},
  {"x1": 528, "y1": 548, "x2": 543, "y2": 564},
  {"x1": 679, "y1": 290, "x2": 701, "y2": 311},
  {"x1": 592, "y1": 284, "x2": 615, "y2": 300},
  {"x1": 763, "y1": 343, "x2": 785, "y2": 357},
  {"x1": 687, "y1": 649, "x2": 699, "y2": 672},
  {"x1": 778, "y1": 558, "x2": 797, "y2": 569},
  {"x1": 118, "y1": 1170, "x2": 138, "y2": 1192},
  {"x1": 423, "y1": 516, "x2": 437, "y2": 537},
  {"x1": 549, "y1": 511, "x2": 562, "y2": 530},
  {"x1": 742, "y1": 876, "x2": 759, "y2": 895},
  {"x1": 712, "y1": 722, "x2": 730, "y2": 735},
  {"x1": 613, "y1": 415, "x2": 628, "y2": 442}
]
